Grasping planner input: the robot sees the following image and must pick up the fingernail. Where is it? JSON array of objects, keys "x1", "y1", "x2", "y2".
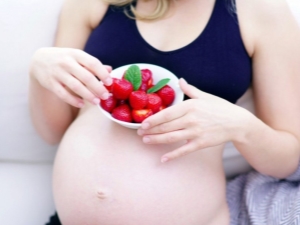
[
  {"x1": 143, "y1": 137, "x2": 150, "y2": 143},
  {"x1": 105, "y1": 77, "x2": 112, "y2": 86},
  {"x1": 93, "y1": 98, "x2": 100, "y2": 105},
  {"x1": 180, "y1": 78, "x2": 187, "y2": 85},
  {"x1": 137, "y1": 129, "x2": 144, "y2": 135},
  {"x1": 78, "y1": 102, "x2": 84, "y2": 108},
  {"x1": 101, "y1": 92, "x2": 109, "y2": 100},
  {"x1": 161, "y1": 157, "x2": 169, "y2": 163},
  {"x1": 142, "y1": 123, "x2": 150, "y2": 129}
]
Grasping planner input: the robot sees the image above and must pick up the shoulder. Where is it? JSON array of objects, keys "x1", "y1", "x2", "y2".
[
  {"x1": 61, "y1": 0, "x2": 109, "y2": 29},
  {"x1": 55, "y1": 0, "x2": 109, "y2": 47},
  {"x1": 237, "y1": 0, "x2": 289, "y2": 14},
  {"x1": 235, "y1": 0, "x2": 298, "y2": 56},
  {"x1": 238, "y1": 0, "x2": 294, "y2": 28}
]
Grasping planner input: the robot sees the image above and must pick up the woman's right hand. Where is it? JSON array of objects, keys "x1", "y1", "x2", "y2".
[{"x1": 30, "y1": 47, "x2": 112, "y2": 108}]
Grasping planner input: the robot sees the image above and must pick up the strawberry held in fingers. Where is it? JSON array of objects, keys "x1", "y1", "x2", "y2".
[
  {"x1": 112, "y1": 79, "x2": 133, "y2": 100},
  {"x1": 132, "y1": 109, "x2": 153, "y2": 123},
  {"x1": 100, "y1": 95, "x2": 117, "y2": 113},
  {"x1": 112, "y1": 104, "x2": 132, "y2": 122},
  {"x1": 129, "y1": 91, "x2": 148, "y2": 109},
  {"x1": 104, "y1": 78, "x2": 118, "y2": 92}
]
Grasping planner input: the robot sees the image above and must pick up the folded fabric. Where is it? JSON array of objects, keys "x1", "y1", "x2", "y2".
[{"x1": 227, "y1": 162, "x2": 300, "y2": 225}]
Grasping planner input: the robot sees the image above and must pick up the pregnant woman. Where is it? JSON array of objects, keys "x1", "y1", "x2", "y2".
[{"x1": 29, "y1": 0, "x2": 300, "y2": 224}]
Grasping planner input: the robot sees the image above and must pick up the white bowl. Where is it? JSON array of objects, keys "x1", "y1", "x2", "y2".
[{"x1": 98, "y1": 63, "x2": 184, "y2": 129}]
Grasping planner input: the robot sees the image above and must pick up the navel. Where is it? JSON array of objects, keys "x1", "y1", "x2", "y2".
[
  {"x1": 96, "y1": 187, "x2": 113, "y2": 201},
  {"x1": 97, "y1": 190, "x2": 106, "y2": 200}
]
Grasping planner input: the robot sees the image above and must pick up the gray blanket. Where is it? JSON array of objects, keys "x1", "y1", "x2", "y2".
[{"x1": 227, "y1": 166, "x2": 300, "y2": 225}]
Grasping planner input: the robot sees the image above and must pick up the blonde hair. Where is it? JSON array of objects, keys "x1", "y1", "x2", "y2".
[{"x1": 103, "y1": 0, "x2": 170, "y2": 20}]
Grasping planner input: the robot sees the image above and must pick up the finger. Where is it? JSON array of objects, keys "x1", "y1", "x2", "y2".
[
  {"x1": 59, "y1": 72, "x2": 100, "y2": 105},
  {"x1": 68, "y1": 63, "x2": 109, "y2": 100},
  {"x1": 94, "y1": 65, "x2": 112, "y2": 82},
  {"x1": 161, "y1": 137, "x2": 221, "y2": 162},
  {"x1": 179, "y1": 78, "x2": 203, "y2": 99},
  {"x1": 53, "y1": 82, "x2": 84, "y2": 108},
  {"x1": 141, "y1": 102, "x2": 190, "y2": 129},
  {"x1": 160, "y1": 140, "x2": 200, "y2": 163},
  {"x1": 138, "y1": 117, "x2": 186, "y2": 135},
  {"x1": 104, "y1": 65, "x2": 112, "y2": 73},
  {"x1": 73, "y1": 50, "x2": 112, "y2": 86},
  {"x1": 141, "y1": 129, "x2": 194, "y2": 145}
]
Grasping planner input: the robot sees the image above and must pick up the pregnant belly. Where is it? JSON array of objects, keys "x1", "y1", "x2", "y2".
[{"x1": 53, "y1": 105, "x2": 229, "y2": 225}]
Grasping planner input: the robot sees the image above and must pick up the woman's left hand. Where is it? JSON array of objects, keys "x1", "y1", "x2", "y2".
[{"x1": 137, "y1": 78, "x2": 250, "y2": 162}]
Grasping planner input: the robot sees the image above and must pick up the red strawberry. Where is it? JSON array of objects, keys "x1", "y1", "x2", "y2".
[
  {"x1": 117, "y1": 99, "x2": 128, "y2": 106},
  {"x1": 112, "y1": 104, "x2": 132, "y2": 122},
  {"x1": 104, "y1": 78, "x2": 118, "y2": 92},
  {"x1": 129, "y1": 91, "x2": 148, "y2": 109},
  {"x1": 100, "y1": 95, "x2": 118, "y2": 113},
  {"x1": 141, "y1": 69, "x2": 153, "y2": 86},
  {"x1": 132, "y1": 109, "x2": 153, "y2": 123},
  {"x1": 147, "y1": 84, "x2": 154, "y2": 91},
  {"x1": 112, "y1": 79, "x2": 133, "y2": 100},
  {"x1": 156, "y1": 85, "x2": 175, "y2": 106},
  {"x1": 148, "y1": 78, "x2": 153, "y2": 86},
  {"x1": 147, "y1": 93, "x2": 162, "y2": 113},
  {"x1": 138, "y1": 82, "x2": 148, "y2": 92},
  {"x1": 159, "y1": 105, "x2": 166, "y2": 112}
]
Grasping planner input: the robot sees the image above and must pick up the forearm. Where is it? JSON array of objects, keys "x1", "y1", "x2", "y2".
[
  {"x1": 27, "y1": 0, "x2": 109, "y2": 144},
  {"x1": 29, "y1": 74, "x2": 76, "y2": 145},
  {"x1": 233, "y1": 110, "x2": 300, "y2": 178}
]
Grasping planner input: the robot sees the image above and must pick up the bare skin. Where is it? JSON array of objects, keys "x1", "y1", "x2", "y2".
[
  {"x1": 29, "y1": 0, "x2": 300, "y2": 224},
  {"x1": 53, "y1": 103, "x2": 229, "y2": 225}
]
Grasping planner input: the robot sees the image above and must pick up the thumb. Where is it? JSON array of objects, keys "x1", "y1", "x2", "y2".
[{"x1": 179, "y1": 78, "x2": 203, "y2": 99}]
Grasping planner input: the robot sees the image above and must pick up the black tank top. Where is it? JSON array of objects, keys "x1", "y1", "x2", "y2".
[{"x1": 84, "y1": 0, "x2": 252, "y2": 103}]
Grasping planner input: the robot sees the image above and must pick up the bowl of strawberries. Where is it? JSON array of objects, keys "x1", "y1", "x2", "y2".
[{"x1": 98, "y1": 63, "x2": 184, "y2": 129}]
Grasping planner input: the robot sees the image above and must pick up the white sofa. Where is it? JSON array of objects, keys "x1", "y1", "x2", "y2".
[
  {"x1": 0, "y1": 1, "x2": 63, "y2": 225},
  {"x1": 288, "y1": 0, "x2": 300, "y2": 22},
  {"x1": 0, "y1": 1, "x2": 299, "y2": 225}
]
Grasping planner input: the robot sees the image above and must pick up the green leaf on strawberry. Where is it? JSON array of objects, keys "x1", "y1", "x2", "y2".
[
  {"x1": 124, "y1": 65, "x2": 142, "y2": 91},
  {"x1": 147, "y1": 78, "x2": 170, "y2": 93}
]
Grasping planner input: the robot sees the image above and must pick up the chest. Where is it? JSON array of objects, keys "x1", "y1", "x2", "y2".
[
  {"x1": 135, "y1": 0, "x2": 215, "y2": 52},
  {"x1": 84, "y1": 2, "x2": 252, "y2": 103}
]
